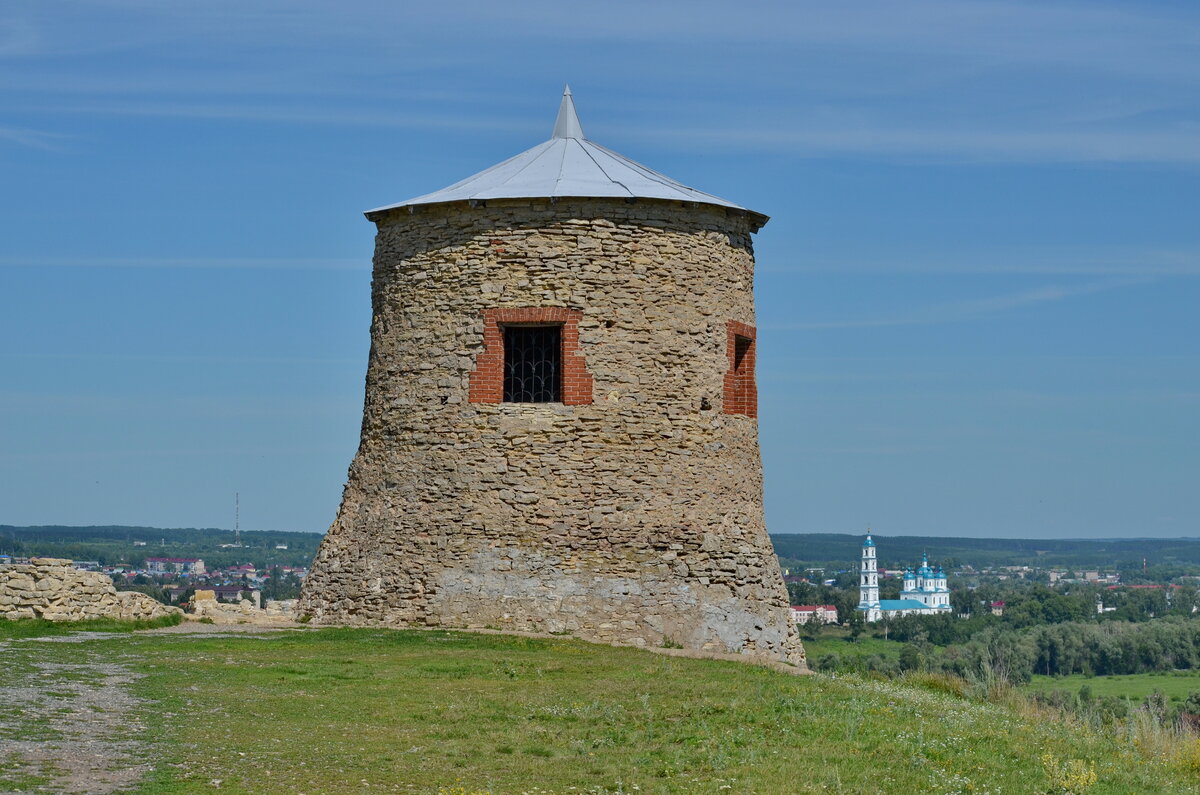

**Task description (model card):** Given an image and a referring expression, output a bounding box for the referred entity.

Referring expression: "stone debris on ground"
[189,590,297,625]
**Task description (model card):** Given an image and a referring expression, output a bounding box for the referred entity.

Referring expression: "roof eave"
[364,196,769,231]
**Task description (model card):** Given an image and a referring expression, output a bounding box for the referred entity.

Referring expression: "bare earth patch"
[0,649,148,794]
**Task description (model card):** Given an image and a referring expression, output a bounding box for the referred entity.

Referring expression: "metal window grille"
[503,325,561,402]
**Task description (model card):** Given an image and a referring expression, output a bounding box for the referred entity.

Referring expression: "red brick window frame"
[469,308,593,406]
[723,321,757,418]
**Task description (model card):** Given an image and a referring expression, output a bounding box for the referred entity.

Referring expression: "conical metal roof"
[366,86,766,227]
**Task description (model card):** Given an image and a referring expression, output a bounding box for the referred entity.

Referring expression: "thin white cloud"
[0,17,38,56]
[0,255,368,270]
[6,100,542,135]
[3,2,1197,164]
[769,277,1150,330]
[11,99,1198,164]
[631,124,1200,164]
[0,352,360,364]
[760,248,1200,276]
[28,1,1193,83]
[0,124,68,150]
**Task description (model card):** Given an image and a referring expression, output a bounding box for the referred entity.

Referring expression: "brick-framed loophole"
[469,307,593,406]
[723,320,757,418]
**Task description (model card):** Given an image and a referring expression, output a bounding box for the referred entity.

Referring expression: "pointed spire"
[552,84,585,139]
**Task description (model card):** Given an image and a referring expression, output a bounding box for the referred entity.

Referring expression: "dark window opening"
[733,335,753,372]
[503,325,562,402]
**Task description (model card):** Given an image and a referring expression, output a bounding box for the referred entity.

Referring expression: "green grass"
[5,626,1200,792]
[800,628,909,664]
[0,613,181,639]
[1027,671,1200,704]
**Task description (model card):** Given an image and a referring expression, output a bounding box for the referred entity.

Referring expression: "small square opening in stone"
[503,325,562,403]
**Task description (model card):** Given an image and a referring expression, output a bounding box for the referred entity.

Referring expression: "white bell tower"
[858,532,881,622]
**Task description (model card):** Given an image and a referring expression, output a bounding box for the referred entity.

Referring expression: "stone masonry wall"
[299,198,804,666]
[0,558,183,622]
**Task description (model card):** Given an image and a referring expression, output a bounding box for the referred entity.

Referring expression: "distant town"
[0,525,321,608]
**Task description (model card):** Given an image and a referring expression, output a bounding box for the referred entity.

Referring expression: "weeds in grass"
[1041,753,1098,793]
[899,670,970,698]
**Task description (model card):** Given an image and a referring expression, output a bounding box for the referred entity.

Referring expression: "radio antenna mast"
[235,492,241,547]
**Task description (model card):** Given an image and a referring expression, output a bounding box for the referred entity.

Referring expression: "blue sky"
[1,1,1197,537]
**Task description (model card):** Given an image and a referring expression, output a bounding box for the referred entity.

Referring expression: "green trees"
[846,610,866,642]
[932,617,1200,683]
[261,567,302,601]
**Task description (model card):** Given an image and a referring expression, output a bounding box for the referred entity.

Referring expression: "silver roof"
[366,86,765,225]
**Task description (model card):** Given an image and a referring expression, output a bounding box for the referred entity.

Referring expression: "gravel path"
[0,648,149,794]
[0,624,301,793]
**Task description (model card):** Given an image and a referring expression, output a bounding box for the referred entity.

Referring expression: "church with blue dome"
[857,535,953,622]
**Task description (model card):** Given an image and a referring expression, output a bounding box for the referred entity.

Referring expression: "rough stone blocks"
[0,559,183,622]
[299,198,804,667]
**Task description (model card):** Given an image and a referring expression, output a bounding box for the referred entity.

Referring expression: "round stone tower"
[300,87,804,666]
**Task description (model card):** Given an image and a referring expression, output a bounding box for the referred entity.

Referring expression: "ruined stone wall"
[0,558,182,622]
[300,198,803,666]
[190,590,296,625]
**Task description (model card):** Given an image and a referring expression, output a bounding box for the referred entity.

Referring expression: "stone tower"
[299,87,804,666]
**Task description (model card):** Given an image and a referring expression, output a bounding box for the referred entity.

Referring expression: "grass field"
[0,613,181,639]
[800,628,911,666]
[2,623,1199,793]
[1027,671,1200,704]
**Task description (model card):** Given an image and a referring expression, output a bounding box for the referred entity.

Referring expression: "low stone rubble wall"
[190,590,296,624]
[0,558,182,622]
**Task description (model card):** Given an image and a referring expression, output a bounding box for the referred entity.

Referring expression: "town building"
[857,535,953,622]
[145,557,205,576]
[791,605,838,625]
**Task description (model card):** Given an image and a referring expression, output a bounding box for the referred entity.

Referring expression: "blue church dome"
[863,534,875,547]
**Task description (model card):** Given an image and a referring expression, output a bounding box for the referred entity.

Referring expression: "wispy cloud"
[0,255,368,270]
[761,248,1200,275]
[0,17,38,57]
[769,277,1150,330]
[4,2,1198,164]
[0,124,68,150]
[6,100,546,140]
[633,125,1200,164]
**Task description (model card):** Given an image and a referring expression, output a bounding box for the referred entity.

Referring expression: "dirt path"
[0,625,300,793]
[0,643,149,794]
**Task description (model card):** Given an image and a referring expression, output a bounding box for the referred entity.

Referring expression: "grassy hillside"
[2,625,1199,793]
[1027,671,1200,704]
[799,630,912,669]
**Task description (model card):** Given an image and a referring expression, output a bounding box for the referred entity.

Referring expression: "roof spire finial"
[552,84,584,140]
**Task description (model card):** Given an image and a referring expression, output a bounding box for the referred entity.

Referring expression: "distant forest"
[7,526,1200,574]
[770,533,1200,571]
[0,525,321,569]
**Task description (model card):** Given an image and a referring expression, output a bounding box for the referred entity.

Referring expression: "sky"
[1,1,1197,538]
